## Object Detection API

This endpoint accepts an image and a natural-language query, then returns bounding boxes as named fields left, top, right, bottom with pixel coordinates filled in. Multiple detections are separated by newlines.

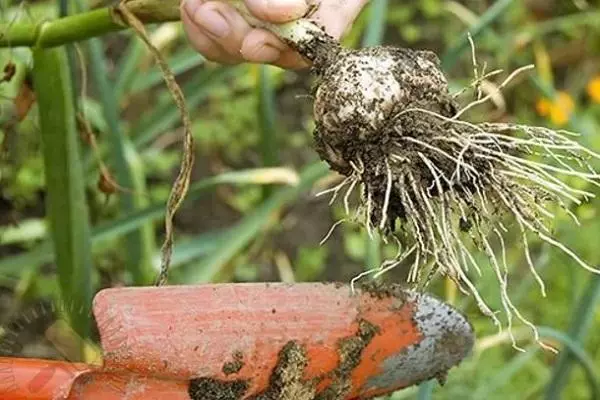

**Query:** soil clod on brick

left=222, top=350, right=245, bottom=376
left=356, top=281, right=409, bottom=304
left=248, top=341, right=317, bottom=400
left=315, top=319, right=380, bottom=400
left=188, top=377, right=249, bottom=400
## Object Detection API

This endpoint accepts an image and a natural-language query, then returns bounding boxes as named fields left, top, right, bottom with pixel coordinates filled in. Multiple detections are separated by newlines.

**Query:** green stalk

left=32, top=46, right=93, bottom=346
left=59, top=0, right=80, bottom=108
left=3, top=8, right=120, bottom=48
left=58, top=0, right=68, bottom=16
left=0, top=0, right=319, bottom=49
left=0, top=0, right=177, bottom=48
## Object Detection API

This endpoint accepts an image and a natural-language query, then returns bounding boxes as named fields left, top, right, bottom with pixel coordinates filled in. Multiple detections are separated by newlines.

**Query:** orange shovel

left=0, top=282, right=474, bottom=399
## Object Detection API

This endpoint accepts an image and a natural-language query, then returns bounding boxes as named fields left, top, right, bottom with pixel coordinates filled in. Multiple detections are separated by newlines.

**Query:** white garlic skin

left=313, top=47, right=451, bottom=137
left=314, top=52, right=403, bottom=135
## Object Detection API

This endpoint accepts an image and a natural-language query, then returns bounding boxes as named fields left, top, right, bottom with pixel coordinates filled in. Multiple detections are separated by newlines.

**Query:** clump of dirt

left=435, top=329, right=474, bottom=382
left=248, top=341, right=317, bottom=400
left=315, top=319, right=380, bottom=400
left=222, top=350, right=245, bottom=376
left=188, top=377, right=249, bottom=400
left=356, top=280, right=409, bottom=303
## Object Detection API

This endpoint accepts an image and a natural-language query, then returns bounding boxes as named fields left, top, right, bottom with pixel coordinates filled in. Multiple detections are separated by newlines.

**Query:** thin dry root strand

left=117, top=1, right=195, bottom=286
left=350, top=112, right=599, bottom=348
left=312, top=49, right=600, bottom=349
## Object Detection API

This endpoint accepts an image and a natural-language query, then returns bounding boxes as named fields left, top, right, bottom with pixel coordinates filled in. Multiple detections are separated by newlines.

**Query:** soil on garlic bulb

left=301, top=37, right=600, bottom=347
left=313, top=46, right=460, bottom=231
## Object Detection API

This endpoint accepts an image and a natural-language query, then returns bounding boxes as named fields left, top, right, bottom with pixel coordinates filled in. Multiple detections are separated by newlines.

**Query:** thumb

left=243, top=0, right=309, bottom=23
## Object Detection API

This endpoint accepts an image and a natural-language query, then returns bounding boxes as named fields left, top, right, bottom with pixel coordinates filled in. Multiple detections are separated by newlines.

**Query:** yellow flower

left=586, top=75, right=600, bottom=103
left=535, top=98, right=551, bottom=116
left=535, top=91, right=574, bottom=126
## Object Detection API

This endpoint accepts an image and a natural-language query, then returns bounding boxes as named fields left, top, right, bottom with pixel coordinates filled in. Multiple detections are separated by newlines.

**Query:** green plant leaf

left=114, top=37, right=146, bottom=100
left=32, top=45, right=93, bottom=343
left=362, top=0, right=389, bottom=47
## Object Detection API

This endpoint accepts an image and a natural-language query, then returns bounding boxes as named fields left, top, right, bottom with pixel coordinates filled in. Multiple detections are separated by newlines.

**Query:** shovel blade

left=93, top=282, right=473, bottom=399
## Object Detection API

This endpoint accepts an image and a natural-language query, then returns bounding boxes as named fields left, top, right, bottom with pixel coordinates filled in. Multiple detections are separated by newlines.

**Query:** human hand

left=181, top=0, right=369, bottom=69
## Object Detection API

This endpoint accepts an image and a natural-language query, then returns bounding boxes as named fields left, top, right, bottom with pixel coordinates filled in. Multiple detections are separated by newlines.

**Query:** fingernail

left=245, top=0, right=308, bottom=20
left=266, top=0, right=308, bottom=13
left=190, top=6, right=230, bottom=38
left=250, top=44, right=281, bottom=63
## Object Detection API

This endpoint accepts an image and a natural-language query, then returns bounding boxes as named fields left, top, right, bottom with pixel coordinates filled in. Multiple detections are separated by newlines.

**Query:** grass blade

left=114, top=38, right=146, bottom=100
left=512, top=10, right=600, bottom=44
left=32, top=46, right=93, bottom=344
left=163, top=229, right=228, bottom=270
left=441, top=0, right=514, bottom=70
left=416, top=380, right=435, bottom=400
left=361, top=0, right=388, bottom=47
